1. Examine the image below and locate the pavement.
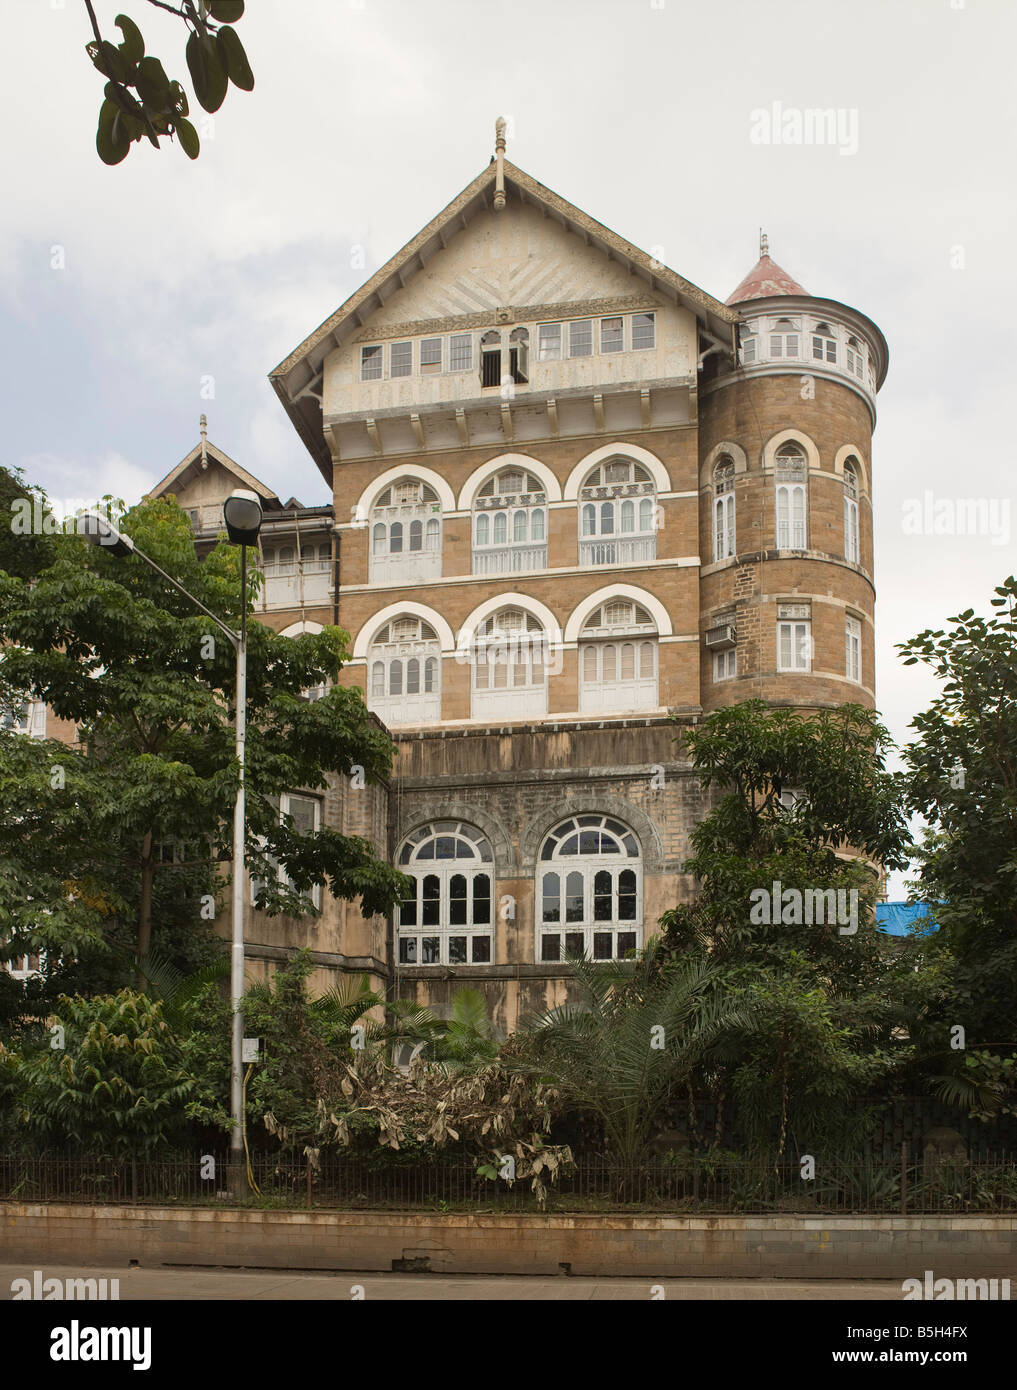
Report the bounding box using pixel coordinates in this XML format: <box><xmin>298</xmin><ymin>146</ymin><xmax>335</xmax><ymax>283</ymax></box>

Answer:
<box><xmin>0</xmin><ymin>1263</ymin><xmax>905</xmax><ymax>1300</ymax></box>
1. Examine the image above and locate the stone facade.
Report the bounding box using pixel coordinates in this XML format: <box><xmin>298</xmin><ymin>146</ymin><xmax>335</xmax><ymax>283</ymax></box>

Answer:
<box><xmin>20</xmin><ymin>150</ymin><xmax>884</xmax><ymax>1029</ymax></box>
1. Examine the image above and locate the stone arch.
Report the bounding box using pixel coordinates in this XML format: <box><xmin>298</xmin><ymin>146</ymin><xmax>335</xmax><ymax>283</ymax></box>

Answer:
<box><xmin>519</xmin><ymin>795</ymin><xmax>666</xmax><ymax>876</ymax></box>
<box><xmin>355</xmin><ymin>463</ymin><xmax>456</xmax><ymax>519</ymax></box>
<box><xmin>457</xmin><ymin>453</ymin><xmax>562</xmax><ymax>511</ymax></box>
<box><xmin>761</xmin><ymin>428</ymin><xmax>821</xmax><ymax>474</ymax></box>
<box><xmin>278</xmin><ymin>620</ymin><xmax>324</xmax><ymax>637</ymax></box>
<box><xmin>564</xmin><ymin>442</ymin><xmax>672</xmax><ymax>499</ymax></box>
<box><xmin>701</xmin><ymin>440</ymin><xmax>749</xmax><ymax>489</ymax></box>
<box><xmin>395</xmin><ymin>802</ymin><xmax>515</xmax><ymax>879</ymax></box>
<box><xmin>351</xmin><ymin>601</ymin><xmax>455</xmax><ymax>661</ymax></box>
<box><xmin>456</xmin><ymin>592</ymin><xmax>563</xmax><ymax>655</ymax></box>
<box><xmin>834</xmin><ymin>444</ymin><xmax>870</xmax><ymax>496</ymax></box>
<box><xmin>563</xmin><ymin>583</ymin><xmax>673</xmax><ymax>644</ymax></box>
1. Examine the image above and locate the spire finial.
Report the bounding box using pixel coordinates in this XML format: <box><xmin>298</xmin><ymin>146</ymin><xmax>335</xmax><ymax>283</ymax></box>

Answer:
<box><xmin>493</xmin><ymin>117</ymin><xmax>507</xmax><ymax>211</ymax></box>
<box><xmin>199</xmin><ymin>413</ymin><xmax>208</xmax><ymax>467</ymax></box>
<box><xmin>760</xmin><ymin>229</ymin><xmax>769</xmax><ymax>259</ymax></box>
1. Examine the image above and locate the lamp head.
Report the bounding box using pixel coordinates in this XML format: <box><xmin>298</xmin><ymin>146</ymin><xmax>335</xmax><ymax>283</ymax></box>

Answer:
<box><xmin>77</xmin><ymin>511</ymin><xmax>136</xmax><ymax>558</ymax></box>
<box><xmin>223</xmin><ymin>490</ymin><xmax>263</xmax><ymax>546</ymax></box>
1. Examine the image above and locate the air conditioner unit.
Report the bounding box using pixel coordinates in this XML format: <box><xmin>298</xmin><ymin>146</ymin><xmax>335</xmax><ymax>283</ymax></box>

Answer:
<box><xmin>705</xmin><ymin>625</ymin><xmax>737</xmax><ymax>649</ymax></box>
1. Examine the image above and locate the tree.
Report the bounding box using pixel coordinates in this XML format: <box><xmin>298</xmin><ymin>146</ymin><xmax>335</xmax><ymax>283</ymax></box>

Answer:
<box><xmin>0</xmin><ymin>490</ymin><xmax>407</xmax><ymax>988</ymax></box>
<box><xmin>516</xmin><ymin>940</ymin><xmax>754</xmax><ymax>1170</ymax></box>
<box><xmin>899</xmin><ymin>576</ymin><xmax>1017</xmax><ymax>1058</ymax></box>
<box><xmin>658</xmin><ymin>701</ymin><xmax>925</xmax><ymax>1157</ymax></box>
<box><xmin>83</xmin><ymin>1</ymin><xmax>253</xmax><ymax>166</ymax></box>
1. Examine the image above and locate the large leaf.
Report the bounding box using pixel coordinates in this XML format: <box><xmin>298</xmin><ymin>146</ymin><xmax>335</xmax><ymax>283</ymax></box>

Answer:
<box><xmin>186</xmin><ymin>30</ymin><xmax>228</xmax><ymax>113</ymax></box>
<box><xmin>209</xmin><ymin>1</ymin><xmax>245</xmax><ymax>19</ymax></box>
<box><xmin>97</xmin><ymin>105</ymin><xmax>131</xmax><ymax>166</ymax></box>
<box><xmin>217</xmin><ymin>25</ymin><xmax>254</xmax><ymax>91</ymax></box>
<box><xmin>114</xmin><ymin>13</ymin><xmax>145</xmax><ymax>65</ymax></box>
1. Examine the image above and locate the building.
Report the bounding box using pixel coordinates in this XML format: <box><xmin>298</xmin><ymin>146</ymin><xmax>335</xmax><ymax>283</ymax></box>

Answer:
<box><xmin>151</xmin><ymin>129</ymin><xmax>888</xmax><ymax>1035</ymax></box>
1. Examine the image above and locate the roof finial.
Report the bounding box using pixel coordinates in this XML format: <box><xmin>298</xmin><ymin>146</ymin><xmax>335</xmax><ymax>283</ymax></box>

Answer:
<box><xmin>760</xmin><ymin>229</ymin><xmax>769</xmax><ymax>259</ymax></box>
<box><xmin>199</xmin><ymin>413</ymin><xmax>208</xmax><ymax>468</ymax></box>
<box><xmin>493</xmin><ymin>116</ymin><xmax>507</xmax><ymax>211</ymax></box>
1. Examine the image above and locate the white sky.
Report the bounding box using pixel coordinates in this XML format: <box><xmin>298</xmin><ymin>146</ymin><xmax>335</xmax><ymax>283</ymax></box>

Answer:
<box><xmin>4</xmin><ymin>0</ymin><xmax>1016</xmax><ymax>894</ymax></box>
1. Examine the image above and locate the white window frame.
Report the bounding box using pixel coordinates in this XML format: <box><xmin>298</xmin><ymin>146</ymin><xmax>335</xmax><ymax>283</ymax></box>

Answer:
<box><xmin>569</xmin><ymin>319</ymin><xmax>593</xmax><ymax>358</ymax></box>
<box><xmin>420</xmin><ymin>337</ymin><xmax>443</xmax><ymax>374</ymax></box>
<box><xmin>538</xmin><ymin>322</ymin><xmax>562</xmax><ymax>361</ymax></box>
<box><xmin>537</xmin><ymin>815</ymin><xmax>642</xmax><ymax>962</ymax></box>
<box><xmin>713</xmin><ymin>647</ymin><xmax>737</xmax><ymax>681</ymax></box>
<box><xmin>390</xmin><ymin>341</ymin><xmax>412</xmax><ymax>378</ymax></box>
<box><xmin>449</xmin><ymin>333</ymin><xmax>473</xmax><ymax>372</ymax></box>
<box><xmin>600</xmin><ymin>316</ymin><xmax>624</xmax><ymax>353</ymax></box>
<box><xmin>251</xmin><ymin>792</ymin><xmax>322</xmax><ymax>912</ymax></box>
<box><xmin>846</xmin><ymin>616</ymin><xmax>862</xmax><ymax>683</ymax></box>
<box><xmin>631</xmin><ymin>312</ymin><xmax>655</xmax><ymax>350</ymax></box>
<box><xmin>844</xmin><ymin>463</ymin><xmax>860</xmax><ymax>563</ymax></box>
<box><xmin>361</xmin><ymin>344</ymin><xmax>383</xmax><ymax>381</ymax></box>
<box><xmin>777</xmin><ymin>619</ymin><xmax>812</xmax><ymax>673</ymax></box>
<box><xmin>472</xmin><ymin>611</ymin><xmax>548</xmax><ymax>721</ymax></box>
<box><xmin>368</xmin><ymin>618</ymin><xmax>442</xmax><ymax>725</ymax></box>
<box><xmin>396</xmin><ymin>822</ymin><xmax>494</xmax><ymax>966</ymax></box>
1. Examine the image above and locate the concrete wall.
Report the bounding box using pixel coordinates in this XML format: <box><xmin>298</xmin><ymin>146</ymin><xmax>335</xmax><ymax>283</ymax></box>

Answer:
<box><xmin>3</xmin><ymin>1205</ymin><xmax>1014</xmax><ymax>1281</ymax></box>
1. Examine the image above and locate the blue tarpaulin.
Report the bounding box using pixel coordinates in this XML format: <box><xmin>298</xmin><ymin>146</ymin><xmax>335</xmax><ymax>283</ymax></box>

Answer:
<box><xmin>875</xmin><ymin>902</ymin><xmax>940</xmax><ymax>937</ymax></box>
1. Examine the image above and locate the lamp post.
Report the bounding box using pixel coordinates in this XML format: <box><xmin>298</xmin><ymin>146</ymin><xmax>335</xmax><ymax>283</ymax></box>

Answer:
<box><xmin>79</xmin><ymin>490</ymin><xmax>263</xmax><ymax>1191</ymax></box>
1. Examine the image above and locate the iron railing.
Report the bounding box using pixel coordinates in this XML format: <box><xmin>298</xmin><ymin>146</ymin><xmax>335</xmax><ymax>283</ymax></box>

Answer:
<box><xmin>1</xmin><ymin>1152</ymin><xmax>1015</xmax><ymax>1214</ymax></box>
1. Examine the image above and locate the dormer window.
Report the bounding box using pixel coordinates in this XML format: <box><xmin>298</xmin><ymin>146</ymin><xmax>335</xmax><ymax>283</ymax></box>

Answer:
<box><xmin>812</xmin><ymin>323</ymin><xmax>836</xmax><ymax>363</ymax></box>
<box><xmin>769</xmin><ymin>318</ymin><xmax>799</xmax><ymax>359</ymax></box>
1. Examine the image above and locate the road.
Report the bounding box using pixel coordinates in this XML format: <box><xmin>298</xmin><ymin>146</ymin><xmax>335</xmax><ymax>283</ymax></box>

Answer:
<box><xmin>0</xmin><ymin>1263</ymin><xmax>905</xmax><ymax>1300</ymax></box>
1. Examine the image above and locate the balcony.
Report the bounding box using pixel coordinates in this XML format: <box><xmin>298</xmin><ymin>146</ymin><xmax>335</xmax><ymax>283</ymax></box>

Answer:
<box><xmin>257</xmin><ymin>563</ymin><xmax>331</xmax><ymax>612</ymax></box>
<box><xmin>472</xmin><ymin>544</ymin><xmax>547</xmax><ymax>575</ymax></box>
<box><xmin>580</xmin><ymin>536</ymin><xmax>656</xmax><ymax>567</ymax></box>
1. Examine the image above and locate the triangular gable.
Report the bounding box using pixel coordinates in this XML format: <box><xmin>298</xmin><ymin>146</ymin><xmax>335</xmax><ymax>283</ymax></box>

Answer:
<box><xmin>148</xmin><ymin>440</ymin><xmax>279</xmax><ymax>505</ymax></box>
<box><xmin>270</xmin><ymin>159</ymin><xmax>740</xmax><ymax>480</ymax></box>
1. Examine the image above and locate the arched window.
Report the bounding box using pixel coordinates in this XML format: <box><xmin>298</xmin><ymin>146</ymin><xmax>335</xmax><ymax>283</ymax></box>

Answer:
<box><xmin>472</xmin><ymin>607</ymin><xmax>548</xmax><ymax>720</ymax></box>
<box><xmin>769</xmin><ymin>317</ymin><xmax>800</xmax><ymax>359</ymax></box>
<box><xmin>846</xmin><ymin>336</ymin><xmax>865</xmax><ymax>381</ymax></box>
<box><xmin>775</xmin><ymin>443</ymin><xmax>808</xmax><ymax>549</ymax></box>
<box><xmin>579</xmin><ymin>601</ymin><xmax>658</xmax><ymax>713</ymax></box>
<box><xmin>811</xmin><ymin>322</ymin><xmax>837</xmax><ymax>364</ymax></box>
<box><xmin>367</xmin><ymin>616</ymin><xmax>441</xmax><ymax>725</ymax></box>
<box><xmin>396</xmin><ymin>821</ymin><xmax>494</xmax><ymax>965</ymax></box>
<box><xmin>843</xmin><ymin>458</ymin><xmax>860</xmax><ymax>563</ymax></box>
<box><xmin>509</xmin><ymin>327</ymin><xmax>529</xmax><ymax>384</ymax></box>
<box><xmin>713</xmin><ymin>457</ymin><xmax>736</xmax><ymax>561</ymax></box>
<box><xmin>473</xmin><ymin>467</ymin><xmax>548</xmax><ymax>574</ymax></box>
<box><xmin>369</xmin><ymin>478</ymin><xmax>442</xmax><ymax>584</ymax></box>
<box><xmin>579</xmin><ymin>457</ymin><xmax>657</xmax><ymax>566</ymax></box>
<box><xmin>537</xmin><ymin>815</ymin><xmax>642</xmax><ymax>961</ymax></box>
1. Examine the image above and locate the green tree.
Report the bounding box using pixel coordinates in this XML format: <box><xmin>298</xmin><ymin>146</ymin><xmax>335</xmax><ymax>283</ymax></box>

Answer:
<box><xmin>84</xmin><ymin>1</ymin><xmax>253</xmax><ymax>165</ymax></box>
<box><xmin>2</xmin><ymin>990</ymin><xmax>196</xmax><ymax>1156</ymax></box>
<box><xmin>898</xmin><ymin>576</ymin><xmax>1017</xmax><ymax>1089</ymax></box>
<box><xmin>659</xmin><ymin>702</ymin><xmax>923</xmax><ymax>1156</ymax></box>
<box><xmin>0</xmin><ymin>490</ymin><xmax>406</xmax><ymax>989</ymax></box>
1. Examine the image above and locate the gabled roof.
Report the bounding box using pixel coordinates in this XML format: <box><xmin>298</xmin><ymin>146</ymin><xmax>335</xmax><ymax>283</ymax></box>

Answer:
<box><xmin>726</xmin><ymin>252</ymin><xmax>808</xmax><ymax>305</ymax></box>
<box><xmin>148</xmin><ymin>439</ymin><xmax>281</xmax><ymax>506</ymax></box>
<box><xmin>270</xmin><ymin>158</ymin><xmax>740</xmax><ymax>482</ymax></box>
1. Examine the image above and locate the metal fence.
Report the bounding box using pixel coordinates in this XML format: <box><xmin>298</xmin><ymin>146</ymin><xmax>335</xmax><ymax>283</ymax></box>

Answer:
<box><xmin>2</xmin><ymin>1152</ymin><xmax>1016</xmax><ymax>1214</ymax></box>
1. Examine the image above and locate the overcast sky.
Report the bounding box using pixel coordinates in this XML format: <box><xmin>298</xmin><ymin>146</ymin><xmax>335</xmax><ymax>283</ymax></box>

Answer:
<box><xmin>4</xmin><ymin>0</ymin><xmax>1016</xmax><ymax>892</ymax></box>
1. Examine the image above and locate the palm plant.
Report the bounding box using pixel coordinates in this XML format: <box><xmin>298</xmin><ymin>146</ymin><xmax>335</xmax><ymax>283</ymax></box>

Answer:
<box><xmin>517</xmin><ymin>938</ymin><xmax>756</xmax><ymax>1170</ymax></box>
<box><xmin>383</xmin><ymin>987</ymin><xmax>500</xmax><ymax>1072</ymax></box>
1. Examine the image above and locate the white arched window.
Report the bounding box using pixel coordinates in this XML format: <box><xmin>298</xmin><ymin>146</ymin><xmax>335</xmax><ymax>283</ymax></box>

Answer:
<box><xmin>472</xmin><ymin>468</ymin><xmax>547</xmax><ymax>574</ymax></box>
<box><xmin>846</xmin><ymin>336</ymin><xmax>866</xmax><ymax>381</ymax></box>
<box><xmin>471</xmin><ymin>607</ymin><xmax>548</xmax><ymax>721</ymax></box>
<box><xmin>812</xmin><ymin>322</ymin><xmax>837</xmax><ymax>364</ymax></box>
<box><xmin>537</xmin><ymin>814</ymin><xmax>642</xmax><ymax>962</ymax></box>
<box><xmin>396</xmin><ymin>821</ymin><xmax>494</xmax><ymax>965</ymax></box>
<box><xmin>843</xmin><ymin>458</ymin><xmax>860</xmax><ymax>563</ymax></box>
<box><xmin>369</xmin><ymin>479</ymin><xmax>442</xmax><ymax>584</ymax></box>
<box><xmin>579</xmin><ymin>458</ymin><xmax>656</xmax><ymax>567</ymax></box>
<box><xmin>579</xmin><ymin>600</ymin><xmax>658</xmax><ymax>713</ymax></box>
<box><xmin>713</xmin><ymin>458</ymin><xmax>736</xmax><ymax>561</ymax></box>
<box><xmin>775</xmin><ymin>443</ymin><xmax>808</xmax><ymax>549</ymax></box>
<box><xmin>367</xmin><ymin>616</ymin><xmax>441</xmax><ymax>725</ymax></box>
<box><xmin>769</xmin><ymin>317</ymin><xmax>800</xmax><ymax>359</ymax></box>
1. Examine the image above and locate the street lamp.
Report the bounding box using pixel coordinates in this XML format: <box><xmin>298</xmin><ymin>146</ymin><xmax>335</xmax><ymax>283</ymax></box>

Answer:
<box><xmin>78</xmin><ymin>491</ymin><xmax>263</xmax><ymax>1191</ymax></box>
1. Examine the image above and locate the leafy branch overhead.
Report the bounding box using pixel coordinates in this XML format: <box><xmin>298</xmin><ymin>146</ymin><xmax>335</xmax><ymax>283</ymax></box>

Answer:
<box><xmin>85</xmin><ymin>1</ymin><xmax>253</xmax><ymax>166</ymax></box>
